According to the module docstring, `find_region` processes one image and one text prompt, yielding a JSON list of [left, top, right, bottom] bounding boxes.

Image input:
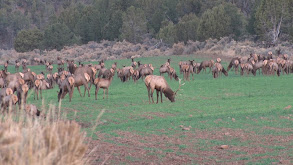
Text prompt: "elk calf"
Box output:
[[94, 77, 113, 100]]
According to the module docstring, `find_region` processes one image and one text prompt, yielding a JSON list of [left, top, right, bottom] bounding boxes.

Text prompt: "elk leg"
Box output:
[[107, 88, 108, 99], [40, 89, 42, 99], [83, 83, 90, 97], [34, 88, 36, 100], [103, 89, 105, 99], [147, 87, 151, 104], [160, 89, 163, 103], [77, 86, 82, 97], [95, 86, 100, 100], [69, 89, 73, 102], [151, 88, 155, 103], [156, 90, 159, 104]]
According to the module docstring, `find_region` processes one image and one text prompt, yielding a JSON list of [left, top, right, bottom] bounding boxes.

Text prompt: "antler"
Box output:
[[175, 78, 185, 94]]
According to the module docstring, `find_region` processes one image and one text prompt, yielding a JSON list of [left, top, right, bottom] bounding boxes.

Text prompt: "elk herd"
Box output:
[[0, 51, 291, 116]]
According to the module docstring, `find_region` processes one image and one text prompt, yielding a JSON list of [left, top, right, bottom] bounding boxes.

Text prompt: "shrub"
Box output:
[[0, 107, 87, 165]]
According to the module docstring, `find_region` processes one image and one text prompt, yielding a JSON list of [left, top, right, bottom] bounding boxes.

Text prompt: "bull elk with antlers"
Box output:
[[144, 75, 183, 104]]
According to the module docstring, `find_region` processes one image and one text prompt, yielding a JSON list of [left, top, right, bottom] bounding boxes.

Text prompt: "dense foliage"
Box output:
[[0, 0, 292, 51]]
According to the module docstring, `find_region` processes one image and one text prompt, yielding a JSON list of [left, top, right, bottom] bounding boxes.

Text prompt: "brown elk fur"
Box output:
[[15, 60, 20, 72], [25, 104, 42, 117], [94, 77, 113, 100], [1, 94, 18, 113], [58, 76, 75, 102], [34, 79, 51, 100], [71, 73, 91, 98], [17, 84, 29, 105], [144, 75, 182, 103], [0, 87, 13, 102], [197, 60, 214, 74], [212, 63, 228, 78]]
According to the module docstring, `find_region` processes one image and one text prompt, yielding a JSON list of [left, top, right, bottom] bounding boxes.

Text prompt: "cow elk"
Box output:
[[144, 75, 183, 104]]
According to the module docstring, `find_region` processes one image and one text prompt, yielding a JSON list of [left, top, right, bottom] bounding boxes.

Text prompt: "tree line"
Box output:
[[0, 0, 292, 52]]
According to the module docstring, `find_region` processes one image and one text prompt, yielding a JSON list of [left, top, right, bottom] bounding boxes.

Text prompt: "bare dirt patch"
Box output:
[[84, 127, 293, 164]]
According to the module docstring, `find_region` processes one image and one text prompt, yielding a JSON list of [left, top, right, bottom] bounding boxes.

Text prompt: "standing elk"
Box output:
[[197, 60, 214, 74], [34, 79, 52, 100], [181, 60, 194, 81], [73, 73, 91, 97], [94, 76, 113, 100], [144, 75, 183, 104], [131, 58, 137, 69], [4, 61, 8, 72], [15, 60, 20, 72], [17, 84, 29, 106]]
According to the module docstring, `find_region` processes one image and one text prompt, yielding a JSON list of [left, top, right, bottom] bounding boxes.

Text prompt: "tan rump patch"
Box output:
[[35, 80, 41, 88], [6, 88, 13, 96], [22, 84, 29, 93], [19, 72, 24, 78], [18, 79, 25, 85], [31, 72, 36, 77], [11, 94, 18, 104], [94, 78, 100, 85], [84, 73, 90, 82], [68, 77, 75, 86]]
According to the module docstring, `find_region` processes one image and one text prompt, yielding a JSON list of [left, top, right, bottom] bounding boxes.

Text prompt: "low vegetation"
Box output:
[[1, 54, 293, 164]]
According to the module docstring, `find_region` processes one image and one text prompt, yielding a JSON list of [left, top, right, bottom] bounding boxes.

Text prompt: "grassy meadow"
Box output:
[[3, 55, 293, 164]]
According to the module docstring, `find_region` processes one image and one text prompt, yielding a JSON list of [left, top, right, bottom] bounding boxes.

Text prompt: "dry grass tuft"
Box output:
[[0, 106, 87, 165]]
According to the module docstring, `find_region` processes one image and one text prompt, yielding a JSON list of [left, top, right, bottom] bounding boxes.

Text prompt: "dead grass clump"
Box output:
[[172, 42, 185, 55], [0, 106, 87, 165]]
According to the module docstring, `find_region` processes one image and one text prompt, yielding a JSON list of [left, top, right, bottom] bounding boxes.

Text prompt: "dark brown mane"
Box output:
[[163, 87, 174, 101]]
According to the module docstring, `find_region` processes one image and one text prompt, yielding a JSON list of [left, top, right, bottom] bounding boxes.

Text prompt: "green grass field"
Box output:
[[3, 55, 293, 164]]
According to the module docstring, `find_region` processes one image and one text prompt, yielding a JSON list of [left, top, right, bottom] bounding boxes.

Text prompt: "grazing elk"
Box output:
[[139, 64, 154, 80], [197, 60, 214, 74], [144, 75, 183, 103], [58, 76, 75, 102], [227, 57, 241, 74], [212, 63, 228, 78], [94, 76, 113, 100]]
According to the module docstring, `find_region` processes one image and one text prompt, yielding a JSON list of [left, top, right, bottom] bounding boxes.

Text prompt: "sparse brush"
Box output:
[[0, 105, 88, 165]]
